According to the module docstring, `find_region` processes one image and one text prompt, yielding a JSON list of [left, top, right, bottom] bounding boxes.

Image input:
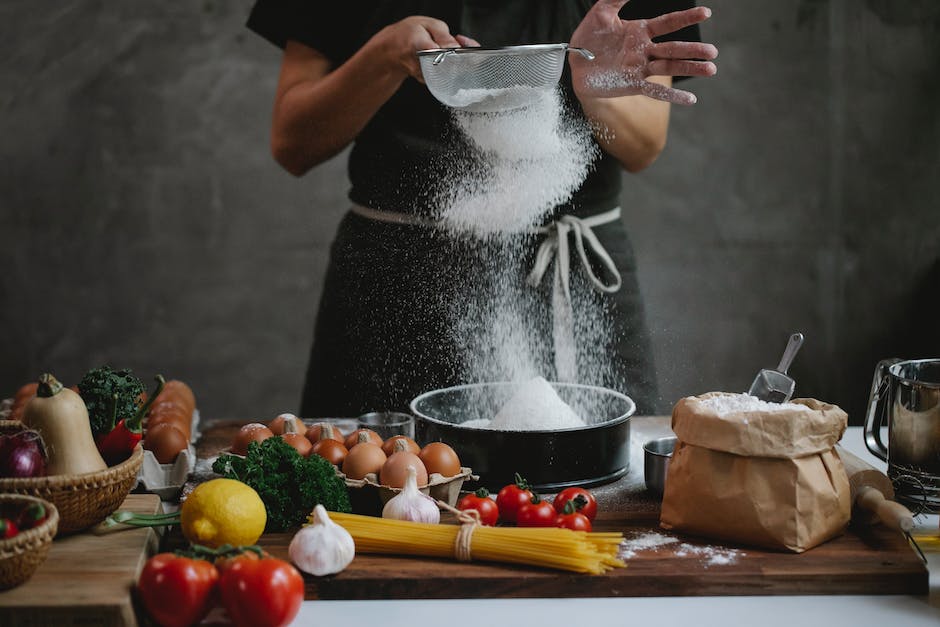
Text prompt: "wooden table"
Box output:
[[192, 416, 930, 600], [0, 494, 161, 627]]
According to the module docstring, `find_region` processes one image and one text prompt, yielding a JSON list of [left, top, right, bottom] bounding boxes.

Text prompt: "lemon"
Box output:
[[180, 478, 267, 547]]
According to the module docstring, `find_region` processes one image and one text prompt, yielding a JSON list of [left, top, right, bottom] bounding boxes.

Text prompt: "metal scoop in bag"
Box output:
[[747, 332, 805, 403]]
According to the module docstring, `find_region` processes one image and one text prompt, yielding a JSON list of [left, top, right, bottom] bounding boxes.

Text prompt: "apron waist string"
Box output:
[[349, 204, 623, 299]]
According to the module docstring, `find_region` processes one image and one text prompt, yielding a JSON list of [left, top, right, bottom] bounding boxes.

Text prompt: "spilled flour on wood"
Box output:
[[619, 531, 745, 567]]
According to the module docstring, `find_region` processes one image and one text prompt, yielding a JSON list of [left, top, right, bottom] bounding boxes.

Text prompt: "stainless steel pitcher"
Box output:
[[865, 358, 940, 513]]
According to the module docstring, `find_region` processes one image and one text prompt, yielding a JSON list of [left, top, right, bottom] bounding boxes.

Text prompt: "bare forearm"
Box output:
[[271, 43, 407, 175], [577, 77, 672, 173], [269, 17, 472, 177]]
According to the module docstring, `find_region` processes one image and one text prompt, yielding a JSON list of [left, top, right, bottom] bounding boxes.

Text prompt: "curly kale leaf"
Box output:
[[78, 366, 145, 436], [212, 436, 350, 532]]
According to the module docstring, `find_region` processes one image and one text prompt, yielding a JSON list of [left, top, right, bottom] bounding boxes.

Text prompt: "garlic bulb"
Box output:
[[382, 465, 441, 524], [288, 504, 355, 576]]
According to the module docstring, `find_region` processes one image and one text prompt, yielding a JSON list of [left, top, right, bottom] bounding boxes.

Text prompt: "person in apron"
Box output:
[[246, 1, 718, 417]]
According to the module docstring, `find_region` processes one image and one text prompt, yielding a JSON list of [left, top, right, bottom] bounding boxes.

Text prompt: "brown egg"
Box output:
[[269, 413, 307, 437], [380, 451, 428, 488], [312, 439, 348, 466], [344, 429, 383, 450], [159, 380, 196, 414], [146, 410, 192, 441], [341, 442, 387, 480], [280, 432, 312, 457], [306, 423, 344, 445], [149, 399, 190, 419], [381, 435, 420, 457], [231, 422, 274, 456], [144, 423, 189, 464], [14, 382, 38, 403], [418, 442, 461, 477]]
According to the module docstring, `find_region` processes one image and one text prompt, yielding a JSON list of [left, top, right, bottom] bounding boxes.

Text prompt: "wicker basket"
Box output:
[[0, 421, 143, 535], [0, 494, 59, 590]]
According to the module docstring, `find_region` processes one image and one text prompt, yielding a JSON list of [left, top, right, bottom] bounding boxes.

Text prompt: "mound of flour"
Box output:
[[463, 377, 585, 431], [700, 393, 811, 414]]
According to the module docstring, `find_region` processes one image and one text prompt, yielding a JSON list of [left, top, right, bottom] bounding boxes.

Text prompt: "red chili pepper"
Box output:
[[96, 375, 165, 465]]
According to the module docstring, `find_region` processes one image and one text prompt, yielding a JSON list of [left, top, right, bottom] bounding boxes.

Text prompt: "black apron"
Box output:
[[245, 0, 701, 416]]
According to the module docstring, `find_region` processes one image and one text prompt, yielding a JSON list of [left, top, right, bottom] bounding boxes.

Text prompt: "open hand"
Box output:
[[569, 0, 718, 105]]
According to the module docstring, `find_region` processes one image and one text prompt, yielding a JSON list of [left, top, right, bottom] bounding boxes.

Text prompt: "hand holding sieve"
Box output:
[[747, 332, 804, 403]]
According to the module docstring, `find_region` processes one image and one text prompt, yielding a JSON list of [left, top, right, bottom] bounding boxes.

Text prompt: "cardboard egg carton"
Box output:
[[342, 467, 477, 516], [135, 409, 201, 500]]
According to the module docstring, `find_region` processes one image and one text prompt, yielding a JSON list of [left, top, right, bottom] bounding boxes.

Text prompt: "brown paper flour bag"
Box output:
[[659, 392, 851, 552]]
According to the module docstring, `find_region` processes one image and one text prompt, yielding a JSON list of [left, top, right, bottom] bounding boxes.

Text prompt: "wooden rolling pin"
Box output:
[[837, 445, 914, 533]]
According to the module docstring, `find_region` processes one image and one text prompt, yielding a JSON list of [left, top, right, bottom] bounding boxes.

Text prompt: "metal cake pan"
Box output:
[[410, 381, 635, 492]]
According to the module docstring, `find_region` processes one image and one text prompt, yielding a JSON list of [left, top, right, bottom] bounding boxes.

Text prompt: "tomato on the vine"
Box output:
[[553, 487, 598, 521], [554, 500, 593, 531], [495, 473, 534, 523], [218, 555, 304, 627], [457, 488, 499, 526], [137, 553, 219, 627], [516, 494, 557, 527]]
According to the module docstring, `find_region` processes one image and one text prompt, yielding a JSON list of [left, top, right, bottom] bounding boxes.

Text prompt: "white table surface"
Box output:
[[289, 424, 940, 626]]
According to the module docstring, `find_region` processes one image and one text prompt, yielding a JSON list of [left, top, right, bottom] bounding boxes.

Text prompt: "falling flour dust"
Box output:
[[427, 86, 629, 416], [438, 87, 598, 235]]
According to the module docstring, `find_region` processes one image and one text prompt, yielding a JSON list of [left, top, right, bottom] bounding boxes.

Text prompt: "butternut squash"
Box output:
[[23, 373, 108, 475]]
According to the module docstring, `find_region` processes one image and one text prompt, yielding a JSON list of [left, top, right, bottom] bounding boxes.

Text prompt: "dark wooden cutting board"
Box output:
[[185, 420, 929, 600]]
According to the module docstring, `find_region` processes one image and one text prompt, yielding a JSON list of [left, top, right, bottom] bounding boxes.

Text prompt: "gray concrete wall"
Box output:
[[2, 1, 938, 424]]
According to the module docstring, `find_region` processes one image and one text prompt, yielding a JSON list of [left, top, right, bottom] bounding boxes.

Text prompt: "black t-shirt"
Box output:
[[247, 1, 701, 217]]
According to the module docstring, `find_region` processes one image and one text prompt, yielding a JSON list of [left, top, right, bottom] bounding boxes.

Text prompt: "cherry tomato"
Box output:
[[218, 555, 304, 627], [15, 501, 47, 530], [516, 494, 557, 528], [495, 473, 534, 523], [457, 488, 499, 526], [553, 487, 598, 521], [1, 518, 19, 539], [554, 500, 593, 531], [137, 553, 219, 627]]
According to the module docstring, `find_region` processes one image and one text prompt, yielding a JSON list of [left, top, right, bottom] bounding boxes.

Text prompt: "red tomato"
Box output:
[[0, 518, 18, 539], [457, 488, 499, 526], [554, 500, 593, 531], [495, 473, 534, 523], [218, 556, 304, 627], [516, 494, 557, 528], [553, 487, 598, 521], [137, 553, 219, 627]]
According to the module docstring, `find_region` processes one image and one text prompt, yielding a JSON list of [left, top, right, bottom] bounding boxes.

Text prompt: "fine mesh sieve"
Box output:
[[417, 43, 594, 113]]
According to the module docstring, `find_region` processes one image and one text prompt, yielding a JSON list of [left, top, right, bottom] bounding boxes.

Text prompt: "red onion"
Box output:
[[0, 429, 48, 478]]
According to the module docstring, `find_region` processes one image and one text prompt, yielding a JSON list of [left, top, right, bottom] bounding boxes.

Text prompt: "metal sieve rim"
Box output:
[[416, 43, 572, 59]]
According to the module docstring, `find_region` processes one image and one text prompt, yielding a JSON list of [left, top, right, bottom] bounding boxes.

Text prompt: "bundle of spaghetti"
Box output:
[[327, 511, 625, 574]]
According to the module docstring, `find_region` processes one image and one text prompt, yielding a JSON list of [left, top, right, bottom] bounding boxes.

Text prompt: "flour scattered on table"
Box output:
[[674, 542, 744, 567], [618, 532, 679, 558], [619, 531, 744, 566]]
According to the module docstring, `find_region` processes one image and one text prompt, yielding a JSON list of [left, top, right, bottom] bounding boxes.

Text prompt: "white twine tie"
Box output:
[[526, 208, 623, 381]]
